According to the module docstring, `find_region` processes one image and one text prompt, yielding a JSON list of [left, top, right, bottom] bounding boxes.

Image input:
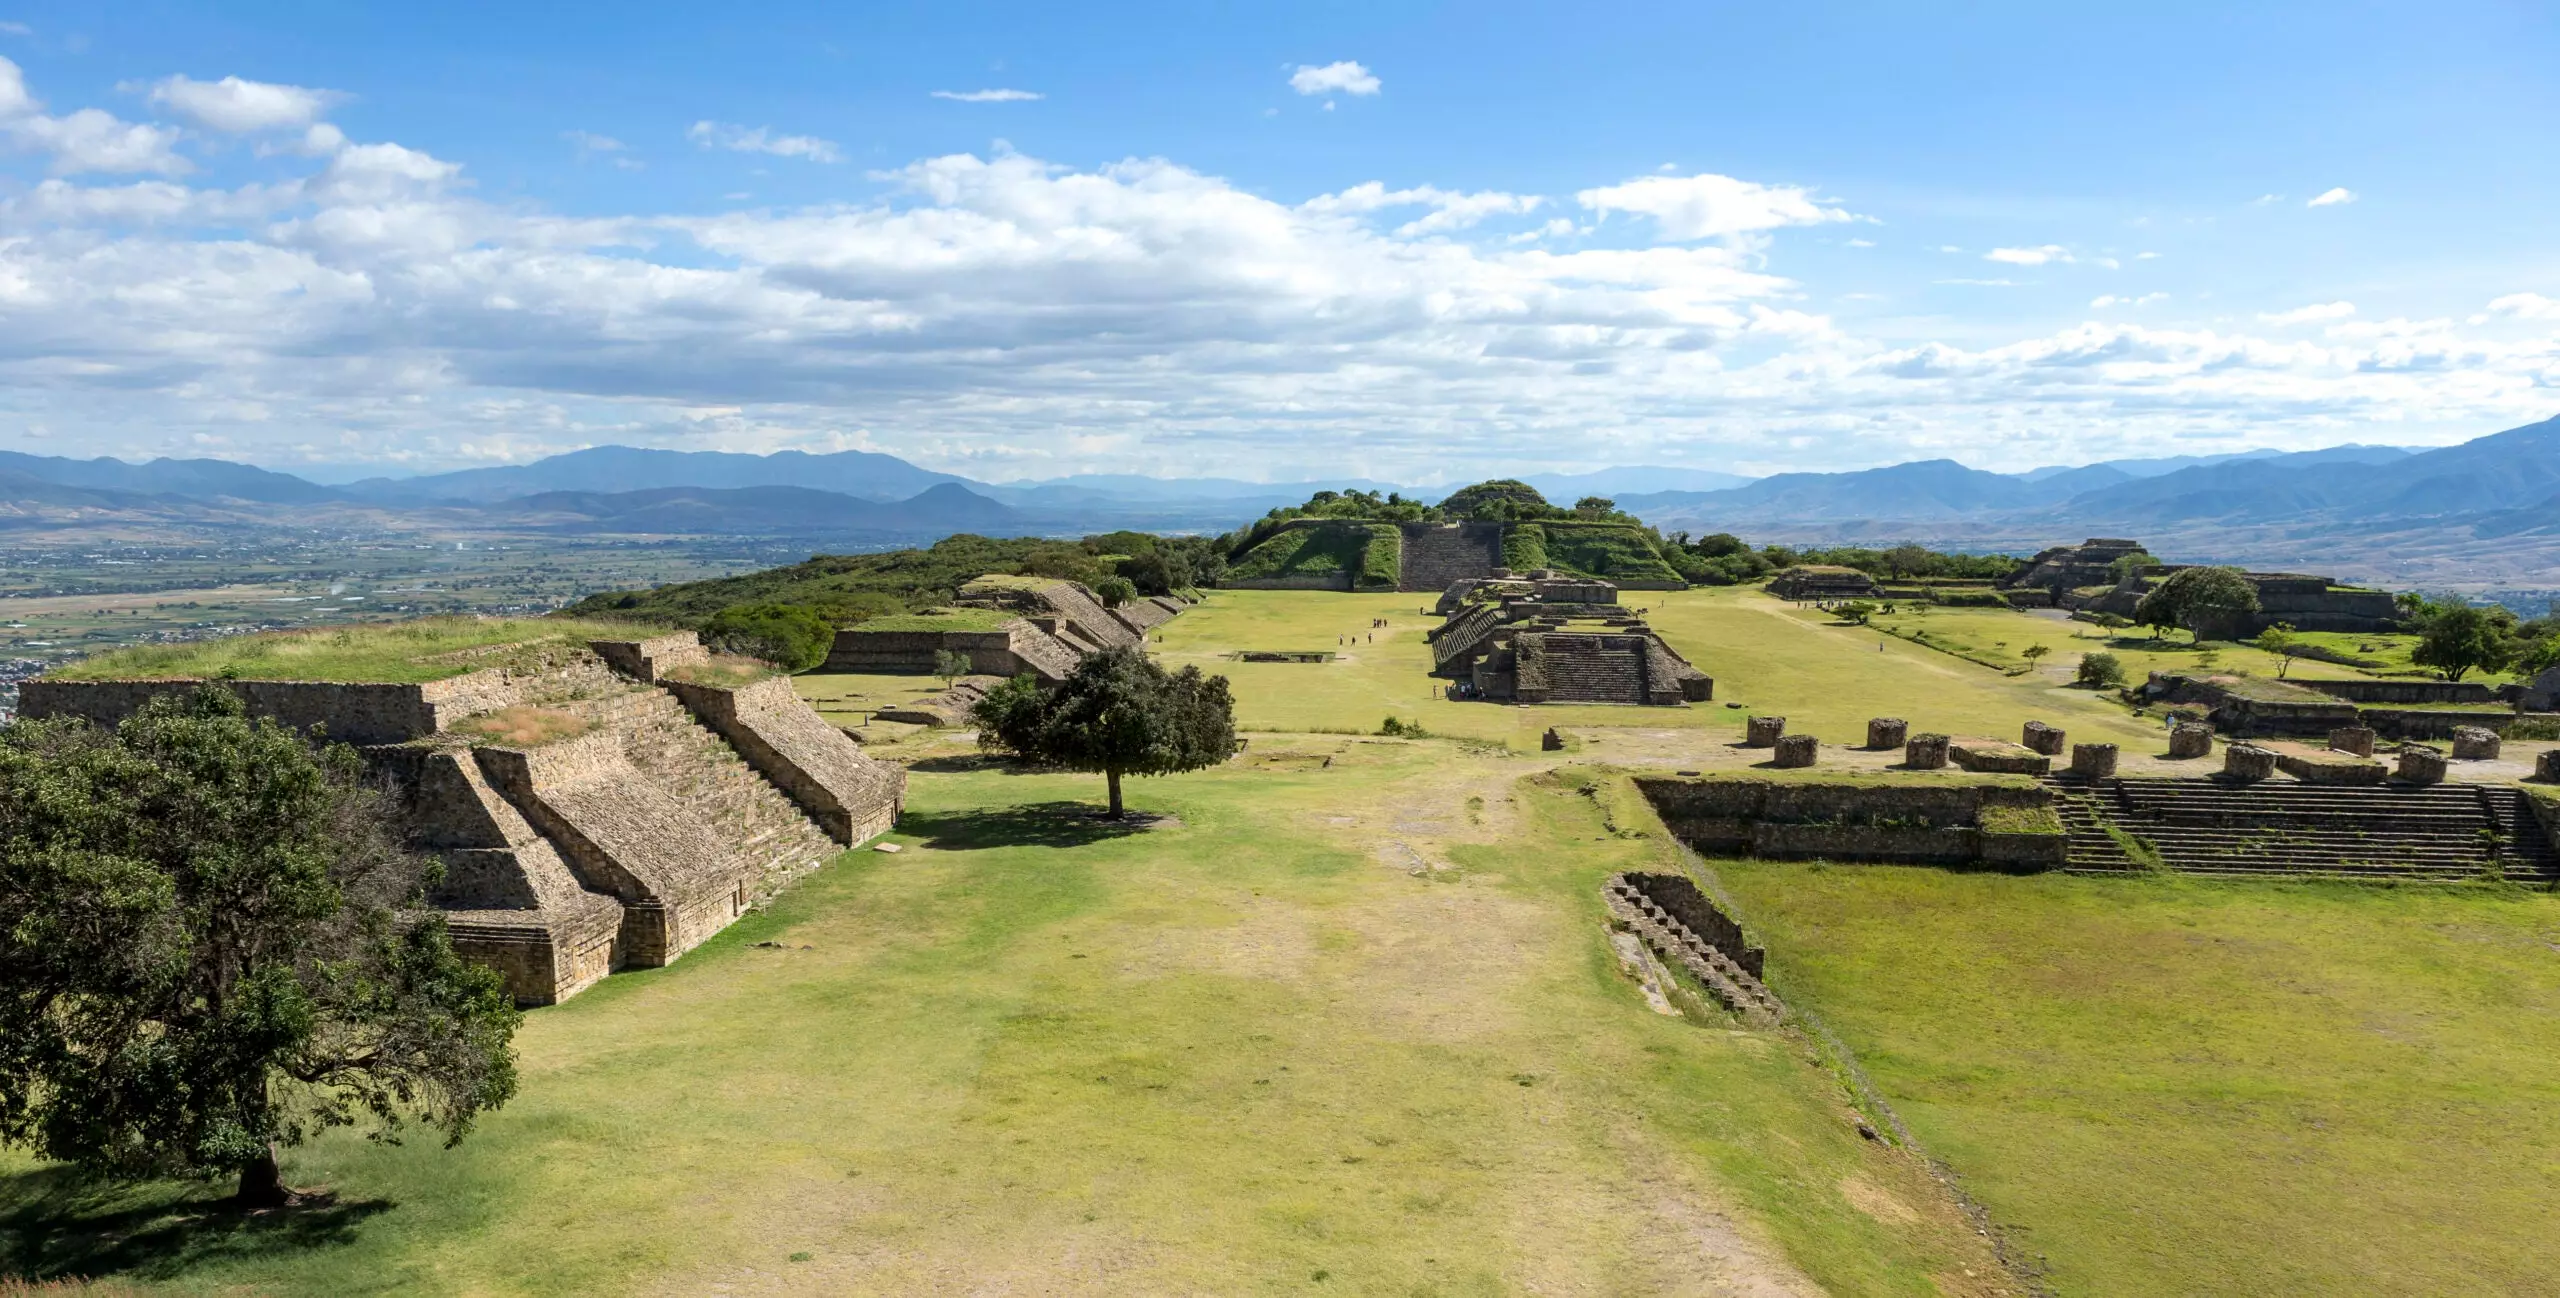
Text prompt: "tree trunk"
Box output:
[[236, 1142, 290, 1208], [1106, 766, 1124, 819]]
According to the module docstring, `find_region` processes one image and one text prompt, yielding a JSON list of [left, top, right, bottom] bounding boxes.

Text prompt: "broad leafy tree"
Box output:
[[2133, 566, 2261, 643], [1092, 575, 1138, 609], [973, 646, 1235, 818], [0, 688, 521, 1206], [702, 601, 836, 672], [2410, 600, 2516, 681]]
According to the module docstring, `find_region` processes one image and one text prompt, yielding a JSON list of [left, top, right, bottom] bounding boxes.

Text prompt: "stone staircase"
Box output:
[[1542, 644, 1646, 702], [1397, 523, 1503, 593], [590, 688, 841, 899], [2071, 777, 2537, 880], [2039, 777, 2140, 872], [2481, 786, 2560, 884]]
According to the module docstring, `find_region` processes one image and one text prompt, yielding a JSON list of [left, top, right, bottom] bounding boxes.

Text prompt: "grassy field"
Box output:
[[1710, 862, 2560, 1295], [46, 617, 665, 684], [8, 584, 2554, 1294], [0, 741, 2004, 1295]]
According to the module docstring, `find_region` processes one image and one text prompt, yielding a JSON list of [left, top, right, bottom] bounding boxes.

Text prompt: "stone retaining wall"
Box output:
[[1636, 776, 2062, 867]]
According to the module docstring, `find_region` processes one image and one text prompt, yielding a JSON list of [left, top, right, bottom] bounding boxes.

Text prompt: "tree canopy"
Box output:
[[972, 646, 1235, 818], [2134, 566, 2261, 642], [701, 601, 837, 672], [0, 687, 521, 1205], [2409, 598, 2517, 681]]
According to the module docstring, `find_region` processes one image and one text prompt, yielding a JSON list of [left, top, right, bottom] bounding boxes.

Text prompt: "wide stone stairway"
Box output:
[[1397, 523, 1502, 593], [2042, 775, 2559, 881], [1542, 644, 1646, 702]]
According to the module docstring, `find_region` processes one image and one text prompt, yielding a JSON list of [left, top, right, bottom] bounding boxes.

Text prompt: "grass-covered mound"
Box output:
[[1533, 522, 1684, 584], [564, 534, 1129, 626], [47, 616, 661, 683], [1224, 520, 1401, 588]]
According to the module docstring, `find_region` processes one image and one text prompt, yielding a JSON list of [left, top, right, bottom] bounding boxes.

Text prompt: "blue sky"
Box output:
[[1, 1, 2555, 481]]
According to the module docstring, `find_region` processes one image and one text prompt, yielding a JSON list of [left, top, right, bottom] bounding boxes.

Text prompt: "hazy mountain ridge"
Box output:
[[1, 418, 2552, 587]]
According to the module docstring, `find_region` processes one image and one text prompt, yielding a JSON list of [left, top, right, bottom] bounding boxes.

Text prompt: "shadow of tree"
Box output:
[[0, 1165, 391, 1284], [904, 754, 1010, 774], [900, 802, 1164, 851]]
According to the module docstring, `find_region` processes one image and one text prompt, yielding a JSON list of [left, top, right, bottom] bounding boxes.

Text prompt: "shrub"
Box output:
[[1093, 575, 1138, 608], [701, 601, 836, 672], [2077, 651, 2128, 688]]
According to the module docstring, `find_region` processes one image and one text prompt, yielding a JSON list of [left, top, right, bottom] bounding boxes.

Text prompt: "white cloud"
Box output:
[[2308, 187, 2357, 208], [0, 65, 2552, 482], [0, 56, 186, 175], [1288, 61, 1380, 97], [1301, 181, 1543, 235], [0, 22, 29, 37], [1984, 244, 2071, 266], [1936, 278, 2020, 287], [2091, 293, 2166, 308], [2260, 301, 2356, 325], [10, 106, 188, 175], [147, 74, 341, 132], [2137, 251, 2161, 259], [1575, 172, 1853, 244], [932, 88, 1042, 102], [1845, 238, 1875, 248], [686, 120, 841, 163], [566, 130, 641, 170], [2487, 292, 2560, 320]]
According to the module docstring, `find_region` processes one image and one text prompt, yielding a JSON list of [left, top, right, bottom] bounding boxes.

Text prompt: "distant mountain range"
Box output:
[[2, 416, 2555, 589]]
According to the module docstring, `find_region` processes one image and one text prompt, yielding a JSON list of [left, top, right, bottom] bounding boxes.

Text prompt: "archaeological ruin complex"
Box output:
[[1998, 537, 2402, 634], [1426, 575, 1713, 705], [21, 629, 905, 1007], [821, 576, 1191, 680], [1220, 518, 1691, 593]]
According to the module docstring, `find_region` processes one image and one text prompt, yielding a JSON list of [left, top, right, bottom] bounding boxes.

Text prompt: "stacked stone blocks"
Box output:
[[1772, 734, 1818, 768], [1866, 717, 1907, 750]]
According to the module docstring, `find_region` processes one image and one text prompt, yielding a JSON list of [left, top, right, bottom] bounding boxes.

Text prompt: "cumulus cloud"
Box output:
[[1984, 244, 2071, 266], [2488, 292, 2560, 321], [2260, 301, 2356, 325], [0, 56, 187, 175], [686, 120, 841, 163], [0, 59, 2552, 480], [147, 74, 340, 132], [932, 88, 1042, 102], [2308, 187, 2357, 208], [1288, 61, 1380, 96], [1301, 181, 1543, 235], [1575, 172, 1853, 244]]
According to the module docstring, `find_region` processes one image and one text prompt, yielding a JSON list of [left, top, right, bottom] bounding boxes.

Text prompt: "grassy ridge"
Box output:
[[44, 617, 660, 683]]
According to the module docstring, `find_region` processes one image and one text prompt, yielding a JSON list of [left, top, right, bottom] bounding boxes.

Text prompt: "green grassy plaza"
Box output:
[[5, 588, 2556, 1294]]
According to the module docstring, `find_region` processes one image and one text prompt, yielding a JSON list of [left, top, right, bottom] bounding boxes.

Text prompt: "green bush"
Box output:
[[2076, 651, 2128, 688], [1538, 523, 1681, 582], [701, 602, 836, 672], [1501, 523, 1548, 572]]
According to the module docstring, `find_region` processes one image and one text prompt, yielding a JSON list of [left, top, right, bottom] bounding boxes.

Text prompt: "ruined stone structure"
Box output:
[[2022, 720, 2066, 756], [1745, 716, 1786, 746], [2527, 665, 2560, 714], [1772, 734, 1819, 768], [1426, 577, 1712, 706], [2223, 744, 2278, 782], [1636, 776, 2066, 870], [2452, 727, 2502, 760], [2070, 743, 2119, 779], [820, 578, 1189, 681], [1396, 522, 1507, 593], [1866, 717, 1907, 750], [2002, 538, 2152, 595], [2075, 565, 2400, 637], [1766, 565, 1879, 601], [21, 630, 906, 1006], [1604, 872, 1782, 1025], [871, 676, 1006, 728], [1904, 733, 1951, 769], [1224, 517, 1687, 592], [2041, 774, 2556, 879]]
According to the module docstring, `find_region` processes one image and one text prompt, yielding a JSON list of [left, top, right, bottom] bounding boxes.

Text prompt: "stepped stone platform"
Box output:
[[21, 629, 905, 1005], [2042, 774, 2560, 882], [822, 577, 1188, 681], [1427, 577, 1711, 706]]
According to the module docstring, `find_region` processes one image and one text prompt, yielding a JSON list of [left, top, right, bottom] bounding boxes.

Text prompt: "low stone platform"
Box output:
[[1950, 738, 2052, 776]]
